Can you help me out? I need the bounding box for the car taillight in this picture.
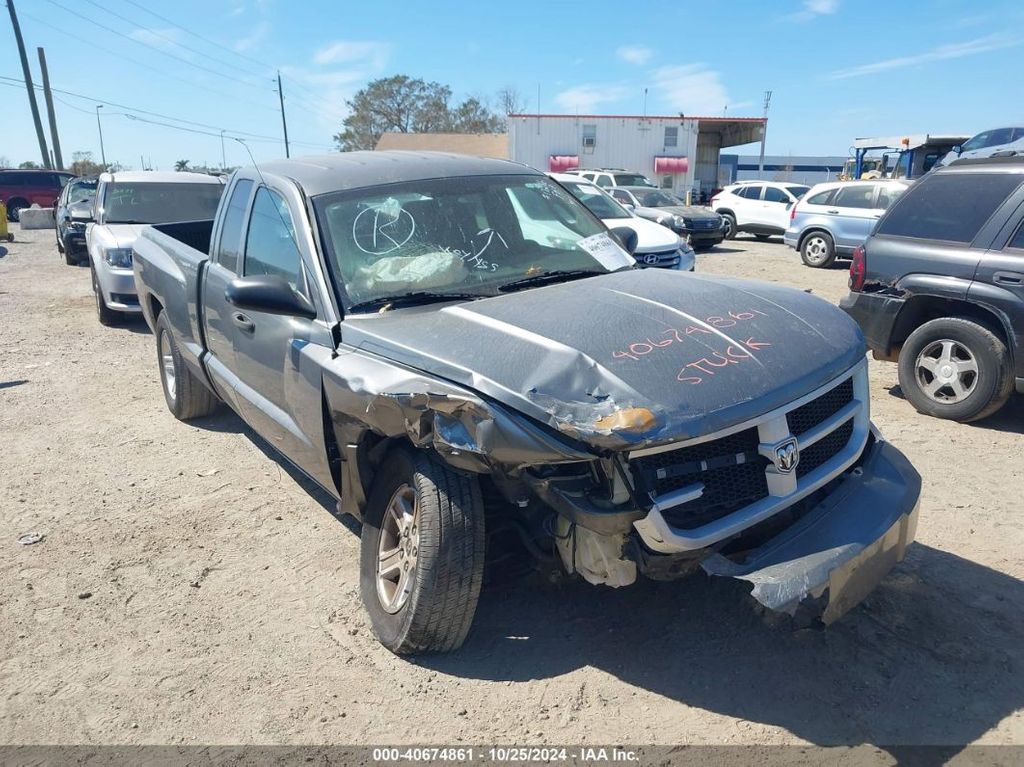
[790,202,798,221]
[849,245,866,291]
[710,196,720,206]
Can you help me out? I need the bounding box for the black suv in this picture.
[841,157,1024,422]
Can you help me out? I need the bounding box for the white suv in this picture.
[711,181,810,240]
[564,168,656,188]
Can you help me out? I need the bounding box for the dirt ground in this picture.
[1,223,1022,753]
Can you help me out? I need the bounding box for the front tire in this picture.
[800,231,836,268]
[155,312,218,420]
[360,447,485,655]
[897,317,1013,422]
[721,213,737,240]
[91,265,121,326]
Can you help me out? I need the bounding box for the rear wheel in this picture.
[800,232,836,268]
[360,447,485,654]
[91,265,121,326]
[721,213,737,240]
[897,317,1013,422]
[155,311,218,420]
[7,199,28,222]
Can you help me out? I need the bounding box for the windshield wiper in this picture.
[497,269,606,293]
[348,291,486,313]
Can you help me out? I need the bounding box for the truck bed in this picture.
[132,219,216,383]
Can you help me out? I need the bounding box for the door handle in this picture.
[232,312,255,332]
[826,209,840,214]
[993,271,1024,286]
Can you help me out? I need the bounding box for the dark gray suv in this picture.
[841,157,1024,421]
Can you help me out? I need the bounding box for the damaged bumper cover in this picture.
[700,437,920,623]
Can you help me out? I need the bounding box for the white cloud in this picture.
[652,65,730,116]
[828,34,1021,79]
[789,0,840,22]
[313,41,391,69]
[234,21,269,52]
[616,45,654,65]
[554,84,630,113]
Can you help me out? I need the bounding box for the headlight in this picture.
[103,247,133,268]
[681,217,693,229]
[672,215,687,229]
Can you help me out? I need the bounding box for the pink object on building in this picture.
[548,155,580,172]
[654,156,689,174]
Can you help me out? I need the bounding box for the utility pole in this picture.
[95,105,106,167]
[757,90,772,180]
[276,71,290,158]
[220,129,226,170]
[7,0,51,168]
[37,47,63,170]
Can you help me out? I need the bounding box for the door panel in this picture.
[229,185,336,493]
[760,186,791,231]
[830,185,878,250]
[969,216,1024,379]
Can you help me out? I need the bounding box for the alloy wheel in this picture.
[915,339,978,404]
[160,331,177,403]
[376,484,420,614]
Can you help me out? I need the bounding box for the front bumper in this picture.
[93,260,142,313]
[839,290,905,357]
[700,437,920,623]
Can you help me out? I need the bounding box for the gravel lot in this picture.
[1,223,1022,752]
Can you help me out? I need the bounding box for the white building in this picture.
[508,113,766,198]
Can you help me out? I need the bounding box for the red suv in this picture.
[1,169,74,222]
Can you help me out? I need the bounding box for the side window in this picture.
[243,187,303,287]
[875,184,906,210]
[611,190,631,205]
[664,126,678,147]
[763,186,790,204]
[876,173,1023,243]
[834,185,875,209]
[1007,220,1024,250]
[215,179,253,273]
[806,189,835,206]
[595,174,612,187]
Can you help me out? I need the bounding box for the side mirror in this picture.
[608,226,639,256]
[225,274,316,319]
[952,145,963,155]
[622,202,635,211]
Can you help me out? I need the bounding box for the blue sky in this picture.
[3,0,1023,170]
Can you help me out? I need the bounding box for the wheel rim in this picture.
[804,236,829,264]
[724,218,735,238]
[376,484,420,614]
[915,339,978,404]
[159,331,177,402]
[92,270,103,317]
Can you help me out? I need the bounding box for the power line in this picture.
[40,0,276,97]
[81,0,272,81]
[19,8,278,111]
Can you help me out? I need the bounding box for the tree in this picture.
[334,75,505,151]
[19,160,42,169]
[69,151,105,177]
[496,87,527,117]
[175,159,190,172]
[0,155,11,169]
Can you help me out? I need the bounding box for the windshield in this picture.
[313,174,634,310]
[102,181,224,224]
[67,178,97,203]
[637,190,682,207]
[786,185,810,199]
[563,181,631,220]
[615,173,655,187]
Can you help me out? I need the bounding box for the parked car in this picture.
[784,180,910,268]
[551,173,695,270]
[134,152,920,655]
[938,126,1024,167]
[608,185,725,250]
[564,168,656,188]
[55,176,98,265]
[841,157,1024,421]
[87,171,225,325]
[711,182,810,240]
[0,168,74,222]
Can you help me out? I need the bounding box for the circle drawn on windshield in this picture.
[352,204,416,255]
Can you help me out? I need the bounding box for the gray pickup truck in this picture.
[133,152,921,654]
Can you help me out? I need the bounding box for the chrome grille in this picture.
[630,363,869,550]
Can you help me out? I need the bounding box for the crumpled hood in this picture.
[341,269,865,451]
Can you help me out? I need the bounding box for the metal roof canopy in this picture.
[697,118,766,148]
[853,134,971,151]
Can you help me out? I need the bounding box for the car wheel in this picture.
[7,199,28,222]
[721,213,737,240]
[897,317,1013,422]
[800,232,836,268]
[360,446,485,655]
[155,311,218,420]
[57,233,64,253]
[91,265,121,326]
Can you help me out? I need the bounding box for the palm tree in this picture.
[174,159,190,172]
